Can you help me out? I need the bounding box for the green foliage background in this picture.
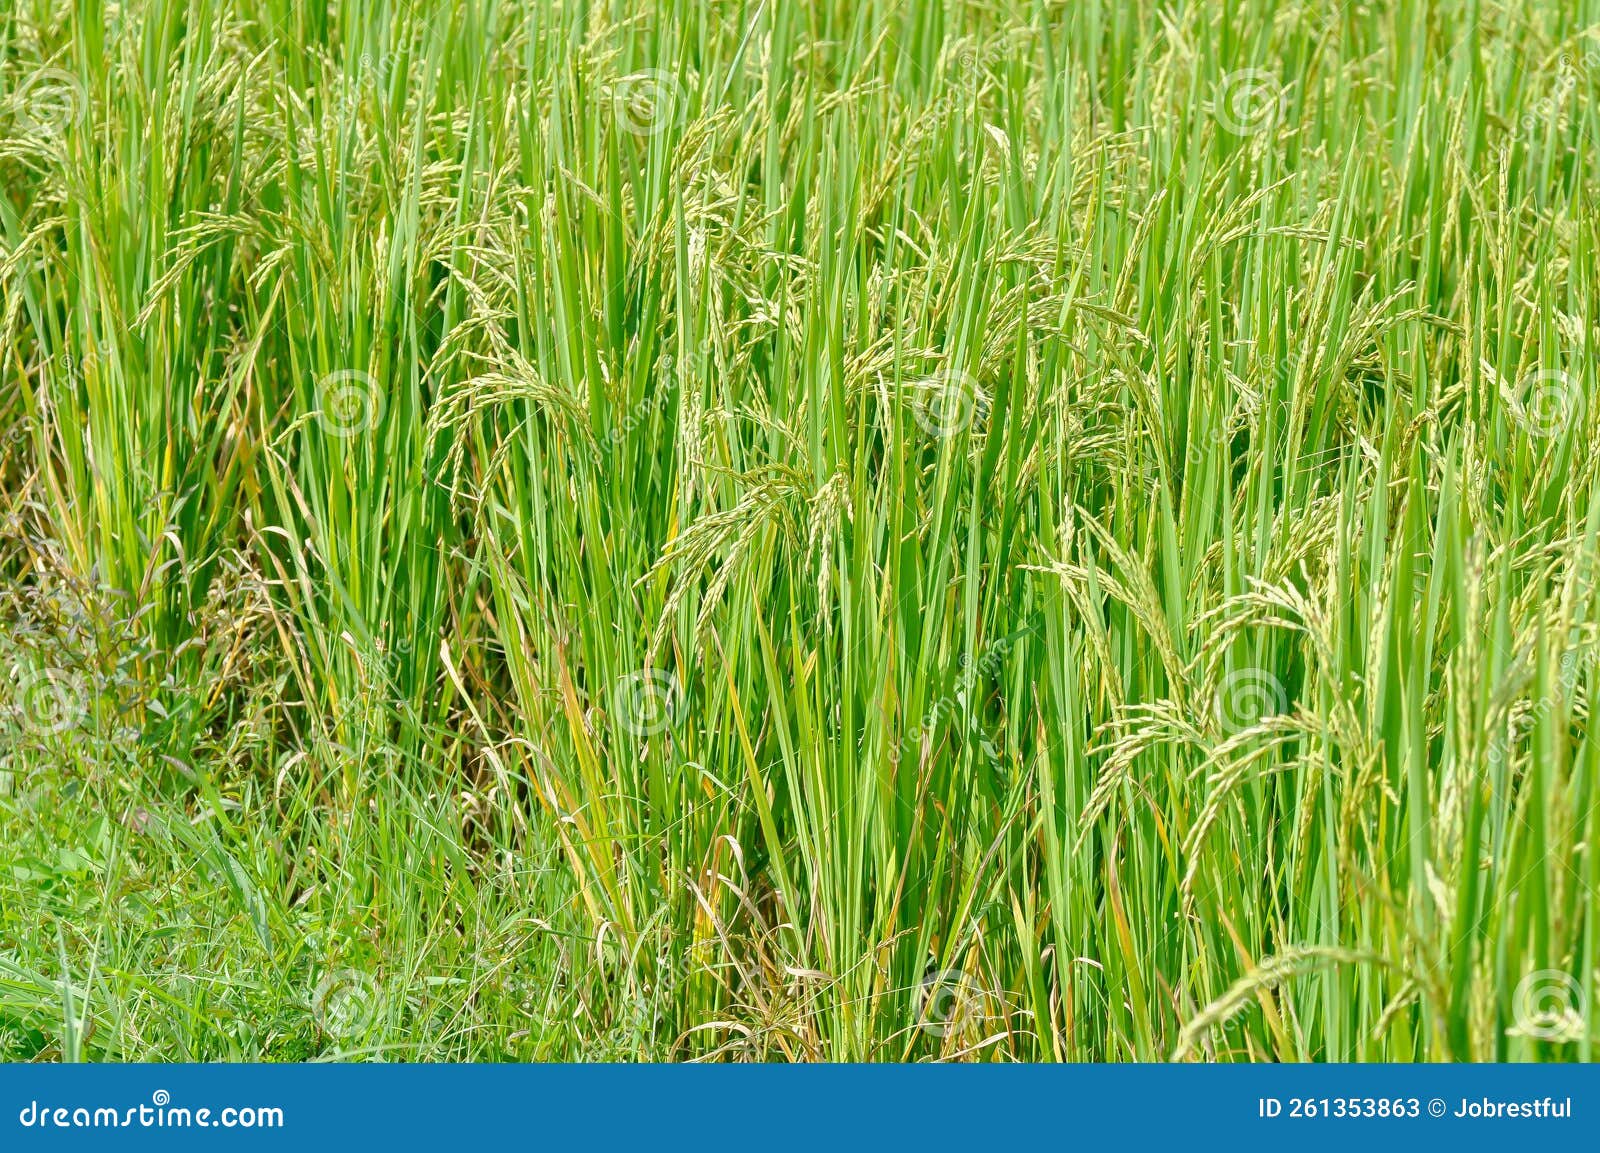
[1,0,1598,1060]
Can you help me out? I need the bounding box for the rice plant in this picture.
[1,0,1598,1062]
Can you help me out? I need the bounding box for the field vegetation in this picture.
[2,0,1598,1061]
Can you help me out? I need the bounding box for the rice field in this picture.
[1,0,1598,1062]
